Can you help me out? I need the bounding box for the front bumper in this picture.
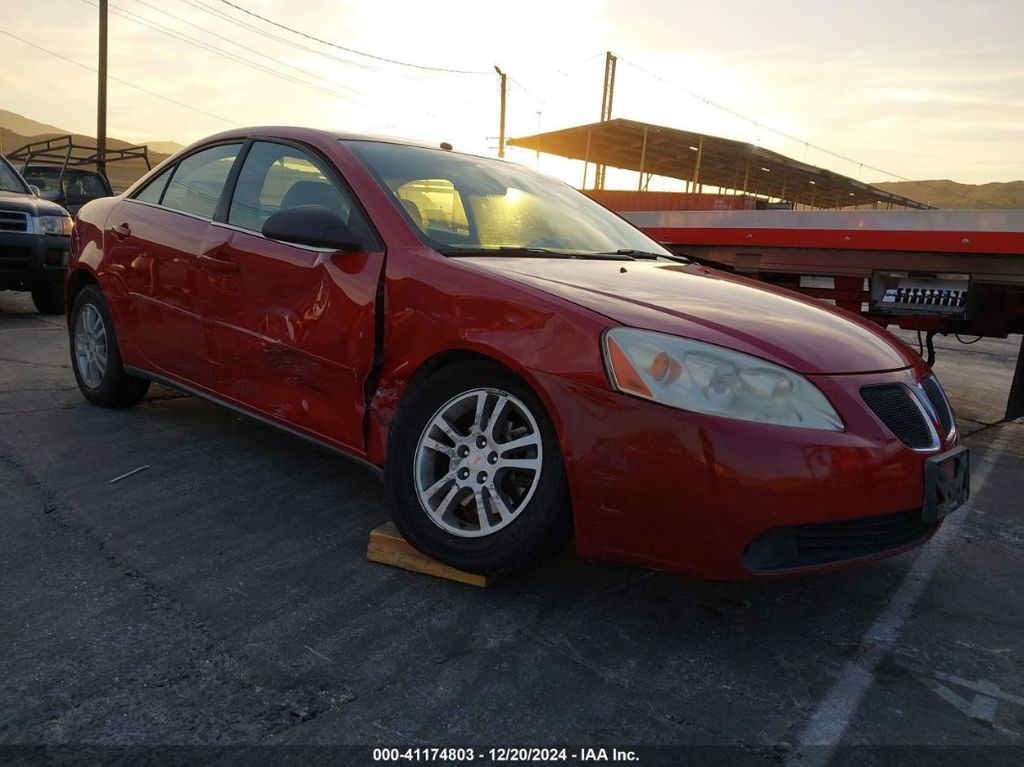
[0,231,70,290]
[533,366,961,580]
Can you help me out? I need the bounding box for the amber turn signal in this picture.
[605,335,653,397]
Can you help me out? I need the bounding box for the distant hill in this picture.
[147,140,187,156]
[0,110,176,192]
[0,109,65,139]
[874,179,1024,210]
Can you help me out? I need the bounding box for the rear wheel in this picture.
[31,281,65,315]
[70,284,150,407]
[385,360,571,576]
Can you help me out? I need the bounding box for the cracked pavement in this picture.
[0,290,1022,761]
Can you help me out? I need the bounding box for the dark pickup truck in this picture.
[0,154,73,314]
[21,165,113,217]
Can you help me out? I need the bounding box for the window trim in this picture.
[222,136,383,252]
[133,164,175,206]
[129,139,246,213]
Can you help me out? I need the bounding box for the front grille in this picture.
[861,384,935,449]
[922,375,954,435]
[743,509,936,571]
[0,246,33,272]
[0,210,29,232]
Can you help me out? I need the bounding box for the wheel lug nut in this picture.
[458,445,470,458]
[477,471,488,484]
[458,468,470,480]
[488,452,498,464]
[476,436,487,448]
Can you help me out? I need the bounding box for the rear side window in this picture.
[66,172,108,198]
[162,143,242,219]
[227,141,352,231]
[134,166,174,204]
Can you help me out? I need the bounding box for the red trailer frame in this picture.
[618,209,1024,420]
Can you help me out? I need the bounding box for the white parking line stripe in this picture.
[792,429,1010,764]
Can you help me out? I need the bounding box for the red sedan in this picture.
[66,128,969,578]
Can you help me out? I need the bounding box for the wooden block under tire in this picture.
[367,521,492,587]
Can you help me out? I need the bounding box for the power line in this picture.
[0,28,241,127]
[76,0,370,104]
[127,0,378,87]
[215,0,492,75]
[173,0,393,77]
[618,56,991,207]
[618,56,909,181]
[138,0,492,131]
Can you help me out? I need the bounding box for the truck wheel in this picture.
[31,281,65,315]
[385,360,571,576]
[70,285,149,407]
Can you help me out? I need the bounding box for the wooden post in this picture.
[97,0,108,177]
[494,66,507,158]
[594,51,617,191]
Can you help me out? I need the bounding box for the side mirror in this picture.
[29,185,41,196]
[261,205,361,251]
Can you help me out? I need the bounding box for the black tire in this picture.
[31,281,65,315]
[385,360,571,577]
[69,284,150,407]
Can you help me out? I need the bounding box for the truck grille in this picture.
[0,210,30,232]
[0,246,33,272]
[743,509,936,572]
[861,384,936,450]
[922,375,954,435]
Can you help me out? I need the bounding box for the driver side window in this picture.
[228,142,354,233]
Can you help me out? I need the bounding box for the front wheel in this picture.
[385,361,571,576]
[70,284,150,407]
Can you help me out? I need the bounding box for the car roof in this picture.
[184,126,506,163]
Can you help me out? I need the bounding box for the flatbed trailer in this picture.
[619,209,1024,420]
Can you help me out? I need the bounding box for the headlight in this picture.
[603,327,844,431]
[36,215,73,236]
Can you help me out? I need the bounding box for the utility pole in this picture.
[494,66,507,158]
[594,51,616,190]
[97,0,108,177]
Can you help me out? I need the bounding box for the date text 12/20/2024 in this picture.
[373,747,640,762]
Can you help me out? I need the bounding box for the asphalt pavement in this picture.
[1,290,1022,765]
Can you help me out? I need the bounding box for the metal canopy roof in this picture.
[508,118,931,210]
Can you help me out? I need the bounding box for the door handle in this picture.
[111,223,131,240]
[198,253,239,273]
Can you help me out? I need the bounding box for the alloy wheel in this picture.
[74,303,108,389]
[414,388,543,537]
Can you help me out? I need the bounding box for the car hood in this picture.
[460,257,918,375]
[0,189,67,216]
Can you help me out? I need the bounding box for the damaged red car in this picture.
[66,127,970,579]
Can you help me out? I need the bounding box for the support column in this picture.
[691,137,704,190]
[637,126,648,192]
[581,129,592,189]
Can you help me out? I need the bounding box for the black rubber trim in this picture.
[124,365,383,479]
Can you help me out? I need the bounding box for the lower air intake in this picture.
[743,509,937,572]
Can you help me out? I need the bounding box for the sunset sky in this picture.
[1,0,1022,187]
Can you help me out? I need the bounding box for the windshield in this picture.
[343,140,672,257]
[0,158,29,194]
